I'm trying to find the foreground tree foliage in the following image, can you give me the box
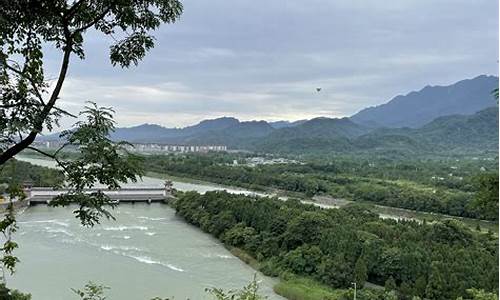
[73,282,109,300]
[0,159,64,188]
[173,191,499,300]
[0,0,183,288]
[47,102,144,226]
[74,279,267,300]
[206,275,268,300]
[0,0,183,164]
[0,283,31,300]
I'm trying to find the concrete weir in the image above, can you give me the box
[27,187,173,206]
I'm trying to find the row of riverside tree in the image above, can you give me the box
[173,190,498,300]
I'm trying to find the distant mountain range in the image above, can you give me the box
[39,75,499,155]
[254,107,498,155]
[110,117,241,143]
[357,107,498,153]
[350,75,498,128]
[107,117,274,146]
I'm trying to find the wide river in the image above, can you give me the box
[9,157,285,300]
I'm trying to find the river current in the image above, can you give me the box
[8,157,284,299]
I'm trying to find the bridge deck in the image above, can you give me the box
[27,187,170,205]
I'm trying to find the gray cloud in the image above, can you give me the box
[42,0,498,128]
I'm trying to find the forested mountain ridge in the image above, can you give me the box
[39,116,242,144]
[106,75,500,156]
[415,106,499,150]
[39,107,498,155]
[179,121,275,147]
[277,117,369,139]
[251,117,368,154]
[37,76,499,155]
[109,117,240,143]
[350,107,499,154]
[113,117,369,148]
[110,123,180,143]
[252,107,498,155]
[269,120,307,129]
[350,75,498,128]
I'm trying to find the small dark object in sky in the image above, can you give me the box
[316,87,322,92]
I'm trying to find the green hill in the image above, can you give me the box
[351,75,498,128]
[253,108,498,156]
[251,117,368,154]
[415,107,498,151]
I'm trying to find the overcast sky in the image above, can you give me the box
[47,0,498,128]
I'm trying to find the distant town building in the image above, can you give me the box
[32,140,227,154]
[120,143,227,154]
[243,156,303,167]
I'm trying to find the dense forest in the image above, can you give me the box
[0,159,64,191]
[144,153,499,220]
[173,191,499,300]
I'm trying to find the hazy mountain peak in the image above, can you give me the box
[129,123,167,129]
[351,75,498,128]
[269,120,308,129]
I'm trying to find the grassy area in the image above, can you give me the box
[273,276,346,300]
